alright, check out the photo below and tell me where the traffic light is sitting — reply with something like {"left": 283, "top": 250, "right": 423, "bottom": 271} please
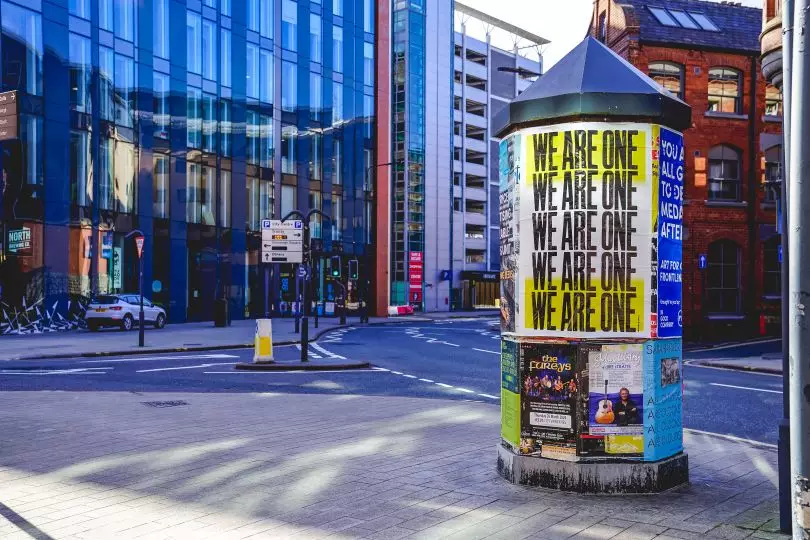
{"left": 330, "top": 255, "right": 341, "bottom": 278}
{"left": 349, "top": 259, "right": 359, "bottom": 280}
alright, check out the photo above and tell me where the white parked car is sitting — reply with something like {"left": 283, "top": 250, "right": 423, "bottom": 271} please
{"left": 85, "top": 294, "right": 167, "bottom": 331}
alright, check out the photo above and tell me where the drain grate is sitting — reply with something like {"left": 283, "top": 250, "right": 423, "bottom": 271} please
{"left": 141, "top": 400, "right": 189, "bottom": 408}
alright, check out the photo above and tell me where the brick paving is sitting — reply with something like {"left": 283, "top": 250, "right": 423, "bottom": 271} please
{"left": 0, "top": 392, "right": 786, "bottom": 539}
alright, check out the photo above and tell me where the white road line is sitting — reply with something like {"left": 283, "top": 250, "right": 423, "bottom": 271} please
{"left": 203, "top": 369, "right": 383, "bottom": 374}
{"left": 683, "top": 360, "right": 781, "bottom": 377}
{"left": 418, "top": 378, "right": 434, "bottom": 383}
{"left": 137, "top": 362, "right": 236, "bottom": 373}
{"left": 401, "top": 374, "right": 417, "bottom": 379}
{"left": 294, "top": 344, "right": 323, "bottom": 359}
{"left": 0, "top": 367, "right": 113, "bottom": 375}
{"left": 373, "top": 367, "right": 390, "bottom": 372}
{"left": 473, "top": 348, "right": 500, "bottom": 355}
{"left": 478, "top": 393, "right": 499, "bottom": 399}
{"left": 391, "top": 371, "right": 403, "bottom": 375}
{"left": 709, "top": 382, "right": 782, "bottom": 394}
{"left": 435, "top": 382, "right": 453, "bottom": 388}
{"left": 688, "top": 338, "right": 780, "bottom": 354}
{"left": 684, "top": 428, "right": 777, "bottom": 449}
{"left": 455, "top": 388, "right": 475, "bottom": 394}
{"left": 311, "top": 342, "right": 346, "bottom": 360}
{"left": 82, "top": 354, "right": 239, "bottom": 364}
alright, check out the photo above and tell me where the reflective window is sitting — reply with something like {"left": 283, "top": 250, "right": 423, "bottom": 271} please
{"left": 219, "top": 169, "right": 231, "bottom": 227}
{"left": 99, "top": 0, "right": 113, "bottom": 31}
{"left": 310, "top": 72, "right": 321, "bottom": 121}
{"left": 763, "top": 236, "right": 781, "bottom": 297}
{"left": 332, "top": 81, "right": 343, "bottom": 125}
{"left": 363, "top": 148, "right": 372, "bottom": 191}
{"left": 364, "top": 0, "right": 373, "bottom": 32}
{"left": 186, "top": 162, "right": 201, "bottom": 223}
{"left": 221, "top": 29, "right": 232, "bottom": 87}
{"left": 333, "top": 0, "right": 343, "bottom": 17}
{"left": 153, "top": 153, "right": 170, "bottom": 219}
{"left": 649, "top": 61, "right": 683, "bottom": 100}
{"left": 706, "top": 240, "right": 741, "bottom": 314}
{"left": 187, "top": 88, "right": 202, "bottom": 148}
{"left": 310, "top": 13, "right": 322, "bottom": 63}
{"left": 331, "top": 194, "right": 342, "bottom": 240}
{"left": 310, "top": 132, "right": 321, "bottom": 180}
{"left": 202, "top": 19, "right": 217, "bottom": 81}
{"left": 246, "top": 177, "right": 272, "bottom": 229}
{"left": 98, "top": 137, "right": 114, "bottom": 210}
{"left": 260, "top": 114, "right": 273, "bottom": 169}
{"left": 202, "top": 93, "right": 217, "bottom": 153}
{"left": 246, "top": 43, "right": 259, "bottom": 99}
{"left": 154, "top": 0, "right": 170, "bottom": 59}
{"left": 766, "top": 84, "right": 782, "bottom": 116}
{"left": 764, "top": 145, "right": 782, "bottom": 203}
{"left": 247, "top": 0, "right": 260, "bottom": 32}
{"left": 260, "top": 48, "right": 274, "bottom": 104}
{"left": 281, "top": 124, "right": 297, "bottom": 174}
{"left": 333, "top": 138, "right": 342, "bottom": 184}
{"left": 220, "top": 100, "right": 232, "bottom": 156}
{"left": 202, "top": 166, "right": 216, "bottom": 225}
{"left": 70, "top": 130, "right": 92, "bottom": 207}
{"left": 246, "top": 110, "right": 260, "bottom": 165}
{"left": 99, "top": 47, "right": 114, "bottom": 121}
{"left": 70, "top": 0, "right": 90, "bottom": 19}
{"left": 364, "top": 94, "right": 373, "bottom": 138}
{"left": 282, "top": 60, "right": 297, "bottom": 112}
{"left": 69, "top": 33, "right": 92, "bottom": 113}
{"left": 282, "top": 0, "right": 297, "bottom": 51}
{"left": 261, "top": 0, "right": 274, "bottom": 39}
{"left": 114, "top": 54, "right": 135, "bottom": 127}
{"left": 364, "top": 42, "right": 374, "bottom": 86}
{"left": 333, "top": 26, "right": 343, "bottom": 73}
{"left": 115, "top": 0, "right": 134, "bottom": 41}
{"left": 203, "top": 0, "right": 217, "bottom": 7}
{"left": 708, "top": 67, "right": 742, "bottom": 114}
{"left": 114, "top": 140, "right": 136, "bottom": 213}
{"left": 708, "top": 144, "right": 741, "bottom": 201}
{"left": 2, "top": 2, "right": 43, "bottom": 96}
{"left": 187, "top": 12, "right": 202, "bottom": 75}
{"left": 281, "top": 185, "right": 295, "bottom": 218}
{"left": 260, "top": 179, "right": 273, "bottom": 223}
{"left": 221, "top": 0, "right": 231, "bottom": 16}
{"left": 309, "top": 190, "right": 322, "bottom": 238}
{"left": 153, "top": 72, "right": 170, "bottom": 139}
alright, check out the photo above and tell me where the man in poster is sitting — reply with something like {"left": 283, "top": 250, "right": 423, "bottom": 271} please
{"left": 614, "top": 387, "right": 640, "bottom": 426}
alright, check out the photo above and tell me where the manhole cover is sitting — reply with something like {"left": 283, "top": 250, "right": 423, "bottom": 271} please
{"left": 141, "top": 400, "right": 189, "bottom": 408}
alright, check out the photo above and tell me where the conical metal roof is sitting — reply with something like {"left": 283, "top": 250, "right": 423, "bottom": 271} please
{"left": 494, "top": 37, "right": 692, "bottom": 136}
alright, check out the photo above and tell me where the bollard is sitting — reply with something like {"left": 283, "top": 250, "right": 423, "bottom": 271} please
{"left": 253, "top": 318, "right": 274, "bottom": 363}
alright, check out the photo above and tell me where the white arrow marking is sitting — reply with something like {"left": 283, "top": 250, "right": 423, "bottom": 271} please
{"left": 82, "top": 354, "right": 239, "bottom": 364}
{"left": 1, "top": 367, "right": 112, "bottom": 375}
{"left": 473, "top": 348, "right": 500, "bottom": 355}
{"left": 136, "top": 362, "right": 237, "bottom": 373}
{"left": 311, "top": 342, "right": 346, "bottom": 360}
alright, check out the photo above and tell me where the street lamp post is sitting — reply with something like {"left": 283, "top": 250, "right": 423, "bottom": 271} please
{"left": 282, "top": 209, "right": 330, "bottom": 363}
{"left": 125, "top": 230, "right": 145, "bottom": 348}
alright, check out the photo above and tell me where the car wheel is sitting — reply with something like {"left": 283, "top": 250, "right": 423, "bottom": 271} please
{"left": 154, "top": 314, "right": 166, "bottom": 329}
{"left": 121, "top": 314, "right": 134, "bottom": 331}
{"left": 87, "top": 322, "right": 100, "bottom": 332}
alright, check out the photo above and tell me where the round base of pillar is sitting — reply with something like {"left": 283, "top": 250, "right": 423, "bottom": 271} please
{"left": 496, "top": 444, "right": 689, "bottom": 494}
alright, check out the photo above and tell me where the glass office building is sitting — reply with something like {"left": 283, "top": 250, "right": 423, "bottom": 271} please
{"left": 0, "top": 0, "right": 376, "bottom": 333}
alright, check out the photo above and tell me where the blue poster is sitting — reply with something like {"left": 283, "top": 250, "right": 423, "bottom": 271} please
{"left": 657, "top": 127, "right": 684, "bottom": 338}
{"left": 642, "top": 339, "right": 683, "bottom": 461}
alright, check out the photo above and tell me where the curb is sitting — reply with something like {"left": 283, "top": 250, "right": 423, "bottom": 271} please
{"left": 5, "top": 312, "right": 498, "bottom": 361}
{"left": 234, "top": 361, "right": 371, "bottom": 371}
{"left": 692, "top": 360, "right": 783, "bottom": 375}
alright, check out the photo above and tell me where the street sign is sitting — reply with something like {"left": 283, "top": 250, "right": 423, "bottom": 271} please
{"left": 779, "top": 244, "right": 783, "bottom": 264}
{"left": 698, "top": 254, "right": 707, "bottom": 270}
{"left": 261, "top": 219, "right": 304, "bottom": 263}
{"left": 0, "top": 91, "right": 18, "bottom": 141}
{"left": 297, "top": 265, "right": 309, "bottom": 279}
{"left": 135, "top": 236, "right": 145, "bottom": 258}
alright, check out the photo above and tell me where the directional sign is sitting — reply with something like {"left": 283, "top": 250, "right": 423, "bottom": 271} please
{"left": 698, "top": 254, "right": 707, "bottom": 270}
{"left": 0, "top": 91, "right": 18, "bottom": 141}
{"left": 297, "top": 265, "right": 309, "bottom": 279}
{"left": 261, "top": 219, "right": 304, "bottom": 263}
{"left": 135, "top": 236, "right": 145, "bottom": 258}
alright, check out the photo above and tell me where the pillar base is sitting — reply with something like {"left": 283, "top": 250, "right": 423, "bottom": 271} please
{"left": 496, "top": 444, "right": 689, "bottom": 494}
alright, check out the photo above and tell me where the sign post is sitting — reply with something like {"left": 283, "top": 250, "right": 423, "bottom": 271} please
{"left": 493, "top": 37, "right": 691, "bottom": 493}
{"left": 126, "top": 230, "right": 146, "bottom": 347}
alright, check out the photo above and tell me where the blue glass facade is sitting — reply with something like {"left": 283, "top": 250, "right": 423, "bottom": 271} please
{"left": 0, "top": 0, "right": 375, "bottom": 332}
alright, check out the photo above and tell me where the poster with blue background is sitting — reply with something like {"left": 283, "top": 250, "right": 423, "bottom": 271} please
{"left": 642, "top": 339, "right": 683, "bottom": 461}
{"left": 657, "top": 127, "right": 684, "bottom": 338}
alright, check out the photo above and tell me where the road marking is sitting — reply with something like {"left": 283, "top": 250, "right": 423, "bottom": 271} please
{"left": 455, "top": 388, "right": 475, "bottom": 394}
{"left": 391, "top": 371, "right": 403, "bottom": 375}
{"left": 687, "top": 338, "right": 780, "bottom": 354}
{"left": 0, "top": 367, "right": 112, "bottom": 375}
{"left": 418, "top": 378, "right": 434, "bottom": 383}
{"left": 683, "top": 360, "right": 781, "bottom": 377}
{"left": 684, "top": 428, "right": 777, "bottom": 449}
{"left": 82, "top": 354, "right": 239, "bottom": 364}
{"left": 137, "top": 362, "right": 236, "bottom": 373}
{"left": 294, "top": 344, "right": 322, "bottom": 359}
{"left": 473, "top": 348, "right": 500, "bottom": 355}
{"left": 402, "top": 374, "right": 417, "bottom": 379}
{"left": 311, "top": 342, "right": 346, "bottom": 360}
{"left": 203, "top": 369, "right": 383, "bottom": 374}
{"left": 435, "top": 383, "right": 453, "bottom": 388}
{"left": 373, "top": 367, "right": 390, "bottom": 372}
{"left": 478, "top": 393, "right": 499, "bottom": 400}
{"left": 709, "top": 383, "right": 782, "bottom": 394}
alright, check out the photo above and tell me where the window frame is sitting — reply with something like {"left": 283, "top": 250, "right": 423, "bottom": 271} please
{"left": 707, "top": 67, "right": 743, "bottom": 114}
{"left": 706, "top": 240, "right": 742, "bottom": 315}
{"left": 763, "top": 236, "right": 781, "bottom": 298}
{"left": 708, "top": 144, "right": 742, "bottom": 202}
{"left": 649, "top": 61, "right": 684, "bottom": 100}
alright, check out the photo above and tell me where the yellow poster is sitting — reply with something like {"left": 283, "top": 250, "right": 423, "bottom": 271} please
{"left": 517, "top": 122, "right": 653, "bottom": 339}
{"left": 501, "top": 388, "right": 520, "bottom": 448}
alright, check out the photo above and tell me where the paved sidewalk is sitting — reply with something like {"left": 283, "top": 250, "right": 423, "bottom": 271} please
{"left": 0, "top": 310, "right": 497, "bottom": 361}
{"left": 694, "top": 354, "right": 782, "bottom": 374}
{"left": 0, "top": 391, "right": 785, "bottom": 539}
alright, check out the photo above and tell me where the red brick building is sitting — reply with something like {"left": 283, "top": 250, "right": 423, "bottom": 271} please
{"left": 589, "top": 0, "right": 783, "bottom": 340}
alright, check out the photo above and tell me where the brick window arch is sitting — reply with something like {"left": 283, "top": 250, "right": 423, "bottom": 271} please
{"left": 708, "top": 67, "right": 742, "bottom": 113}
{"left": 708, "top": 144, "right": 741, "bottom": 201}
{"left": 706, "top": 240, "right": 741, "bottom": 314}
{"left": 649, "top": 61, "right": 684, "bottom": 100}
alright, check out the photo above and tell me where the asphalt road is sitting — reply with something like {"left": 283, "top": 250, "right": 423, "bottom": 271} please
{"left": 0, "top": 318, "right": 783, "bottom": 444}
